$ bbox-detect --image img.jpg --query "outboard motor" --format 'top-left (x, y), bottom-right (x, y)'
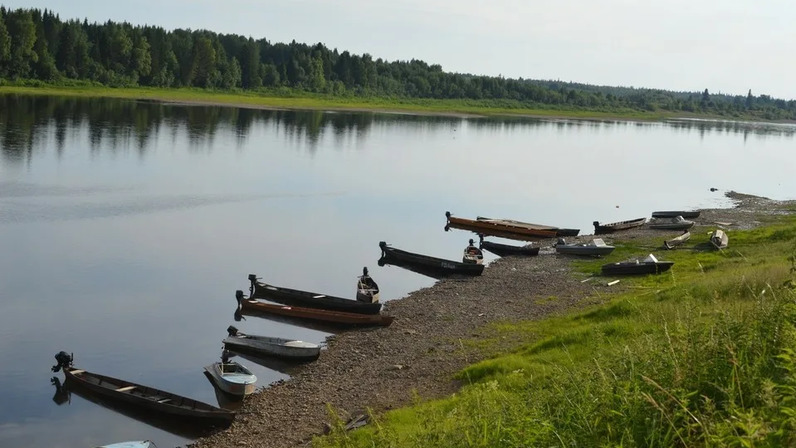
top-left (227, 325), bottom-right (239, 337)
top-left (51, 351), bottom-right (73, 373)
top-left (235, 290), bottom-right (245, 305)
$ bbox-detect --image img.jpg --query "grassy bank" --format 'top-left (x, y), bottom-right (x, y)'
top-left (0, 84), bottom-right (680, 120)
top-left (316, 218), bottom-right (796, 447)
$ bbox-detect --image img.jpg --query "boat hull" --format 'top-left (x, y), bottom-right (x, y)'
top-left (203, 363), bottom-right (257, 397)
top-left (223, 335), bottom-right (321, 361)
top-left (379, 241), bottom-right (484, 277)
top-left (239, 298), bottom-right (394, 327)
top-left (248, 278), bottom-right (382, 315)
top-left (446, 213), bottom-right (557, 241)
top-left (479, 240), bottom-right (540, 257)
top-left (710, 229), bottom-right (729, 249)
top-left (664, 232), bottom-right (691, 249)
top-left (602, 261), bottom-right (674, 276)
top-left (652, 211), bottom-right (701, 219)
top-left (557, 246), bottom-right (615, 256)
top-left (593, 218), bottom-right (646, 235)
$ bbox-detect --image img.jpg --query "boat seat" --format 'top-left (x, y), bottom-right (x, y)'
top-left (116, 385), bottom-right (136, 392)
top-left (70, 369), bottom-right (86, 375)
top-left (157, 398), bottom-right (172, 403)
top-left (313, 294), bottom-right (326, 299)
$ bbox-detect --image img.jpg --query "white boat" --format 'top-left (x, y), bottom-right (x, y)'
top-left (355, 267), bottom-right (380, 303)
top-left (663, 231), bottom-right (691, 249)
top-left (98, 442), bottom-right (153, 448)
top-left (223, 326), bottom-right (321, 361)
top-left (555, 238), bottom-right (615, 256)
top-left (203, 359), bottom-right (257, 397)
top-left (648, 215), bottom-right (695, 230)
top-left (710, 229), bottom-right (729, 249)
top-left (462, 239), bottom-right (484, 264)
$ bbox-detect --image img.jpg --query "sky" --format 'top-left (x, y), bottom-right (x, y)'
top-left (3, 0), bottom-right (795, 99)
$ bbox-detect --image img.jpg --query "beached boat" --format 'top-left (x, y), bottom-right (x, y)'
top-left (98, 441), bottom-right (154, 448)
top-left (710, 229), bottom-right (729, 249)
top-left (476, 216), bottom-right (580, 237)
top-left (652, 210), bottom-right (701, 219)
top-left (593, 217), bottom-right (646, 235)
top-left (648, 216), bottom-right (695, 230)
top-left (664, 231), bottom-right (691, 249)
top-left (601, 254), bottom-right (674, 276)
top-left (50, 352), bottom-right (234, 424)
top-left (355, 267), bottom-right (380, 303)
top-left (237, 290), bottom-right (395, 327)
top-left (223, 326), bottom-right (321, 361)
top-left (555, 238), bottom-right (615, 256)
top-left (203, 358), bottom-right (257, 397)
top-left (463, 239), bottom-right (484, 264)
top-left (445, 212), bottom-right (558, 241)
top-left (379, 241), bottom-right (484, 277)
top-left (479, 239), bottom-right (540, 257)
top-left (248, 275), bottom-right (382, 315)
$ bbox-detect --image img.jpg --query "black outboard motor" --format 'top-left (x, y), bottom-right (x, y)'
top-left (235, 290), bottom-right (245, 305)
top-left (51, 351), bottom-right (73, 373)
top-left (227, 325), bottom-right (239, 337)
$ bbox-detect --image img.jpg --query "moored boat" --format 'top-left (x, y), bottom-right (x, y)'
top-left (652, 210), bottom-right (701, 219)
top-left (379, 241), bottom-right (484, 277)
top-left (663, 231), bottom-right (691, 249)
top-left (98, 441), bottom-right (154, 448)
top-left (710, 229), bottom-right (729, 249)
top-left (236, 291), bottom-right (395, 327)
top-left (555, 238), bottom-right (615, 256)
top-left (446, 212), bottom-right (558, 241)
top-left (648, 216), bottom-right (695, 230)
top-left (50, 352), bottom-right (235, 424)
top-left (593, 217), bottom-right (646, 234)
top-left (477, 216), bottom-right (579, 237)
top-left (463, 239), bottom-right (484, 264)
top-left (223, 326), bottom-right (321, 361)
top-left (248, 275), bottom-right (382, 315)
top-left (203, 357), bottom-right (257, 397)
top-left (479, 238), bottom-right (540, 257)
top-left (355, 267), bottom-right (380, 303)
top-left (601, 254), bottom-right (674, 276)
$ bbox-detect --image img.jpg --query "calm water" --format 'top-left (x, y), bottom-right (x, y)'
top-left (1, 95), bottom-right (795, 448)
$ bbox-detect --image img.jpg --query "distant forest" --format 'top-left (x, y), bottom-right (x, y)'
top-left (1, 6), bottom-right (794, 120)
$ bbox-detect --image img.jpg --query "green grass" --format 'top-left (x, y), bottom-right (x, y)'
top-left (315, 217), bottom-right (796, 447)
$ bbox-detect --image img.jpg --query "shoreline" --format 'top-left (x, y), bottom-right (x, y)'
top-left (189, 192), bottom-right (795, 448)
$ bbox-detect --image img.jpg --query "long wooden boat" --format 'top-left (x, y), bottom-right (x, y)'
top-left (479, 239), bottom-right (540, 257)
top-left (203, 360), bottom-right (257, 397)
top-left (648, 216), bottom-right (695, 230)
top-left (51, 352), bottom-right (235, 424)
top-left (248, 275), bottom-right (382, 315)
top-left (652, 210), bottom-right (701, 219)
top-left (602, 254), bottom-right (674, 276)
top-left (555, 238), bottom-right (615, 256)
top-left (663, 231), bottom-right (691, 249)
top-left (593, 217), bottom-right (646, 235)
top-left (445, 212), bottom-right (557, 241)
top-left (223, 326), bottom-right (321, 361)
top-left (476, 216), bottom-right (580, 237)
top-left (710, 229), bottom-right (729, 249)
top-left (236, 291), bottom-right (394, 327)
top-left (379, 241), bottom-right (484, 277)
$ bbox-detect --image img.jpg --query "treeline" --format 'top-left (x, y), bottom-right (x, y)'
top-left (1, 6), bottom-right (795, 120)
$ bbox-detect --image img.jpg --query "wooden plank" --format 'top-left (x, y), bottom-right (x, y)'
top-left (607, 280), bottom-right (620, 286)
top-left (116, 385), bottom-right (136, 392)
top-left (70, 369), bottom-right (86, 375)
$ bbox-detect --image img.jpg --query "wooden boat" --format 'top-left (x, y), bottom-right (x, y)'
top-left (463, 239), bottom-right (484, 264)
top-left (648, 216), bottom-right (695, 230)
top-left (445, 212), bottom-right (557, 241)
top-left (223, 326), bottom-right (321, 361)
top-left (652, 210), bottom-right (701, 219)
top-left (379, 241), bottom-right (484, 277)
top-left (710, 229), bottom-right (729, 249)
top-left (248, 275), bottom-right (382, 315)
top-left (663, 231), bottom-right (691, 249)
top-left (593, 217), bottom-right (646, 234)
top-left (477, 216), bottom-right (580, 237)
top-left (479, 239), bottom-right (540, 257)
top-left (602, 254), bottom-right (674, 276)
top-left (51, 352), bottom-right (234, 424)
top-left (355, 267), bottom-right (380, 303)
top-left (237, 290), bottom-right (395, 327)
top-left (203, 358), bottom-right (257, 397)
top-left (98, 442), bottom-right (153, 448)
top-left (555, 238), bottom-right (615, 256)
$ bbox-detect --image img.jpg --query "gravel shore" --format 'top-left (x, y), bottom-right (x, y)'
top-left (189, 191), bottom-right (794, 448)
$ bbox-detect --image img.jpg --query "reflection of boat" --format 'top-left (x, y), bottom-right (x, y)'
top-left (355, 267), bottom-right (380, 303)
top-left (593, 217), bottom-right (646, 234)
top-left (477, 216), bottom-right (580, 237)
top-left (664, 231), bottom-right (691, 249)
top-left (51, 352), bottom-right (234, 425)
top-left (202, 371), bottom-right (244, 411)
top-left (463, 239), bottom-right (484, 264)
top-left (379, 241), bottom-right (484, 277)
top-left (648, 216), bottom-right (695, 230)
top-left (601, 254), bottom-right (674, 276)
top-left (223, 326), bottom-right (321, 361)
top-left (710, 229), bottom-right (729, 249)
top-left (555, 238), bottom-right (615, 256)
top-left (445, 212), bottom-right (557, 241)
top-left (203, 357), bottom-right (257, 397)
top-left (224, 349), bottom-right (302, 376)
top-left (652, 210), bottom-right (700, 219)
top-left (237, 291), bottom-right (394, 327)
top-left (479, 238), bottom-right (540, 257)
top-left (248, 274), bottom-right (381, 315)
top-left (51, 376), bottom-right (71, 405)
top-left (98, 441), bottom-right (154, 448)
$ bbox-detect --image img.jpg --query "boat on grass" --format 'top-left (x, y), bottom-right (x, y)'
top-left (601, 254), bottom-right (674, 276)
top-left (445, 212), bottom-right (557, 241)
top-left (555, 238), bottom-right (615, 256)
top-left (479, 238), bottom-right (540, 257)
top-left (236, 291), bottom-right (394, 327)
top-left (593, 217), bottom-right (646, 234)
top-left (476, 216), bottom-right (580, 237)
top-left (379, 241), bottom-right (484, 277)
top-left (223, 326), bottom-right (321, 361)
top-left (648, 216), bottom-right (695, 230)
top-left (710, 229), bottom-right (729, 249)
top-left (248, 274), bottom-right (382, 315)
top-left (664, 231), bottom-right (691, 249)
top-left (51, 351), bottom-right (234, 424)
top-left (203, 356), bottom-right (257, 397)
top-left (652, 210), bottom-right (700, 219)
